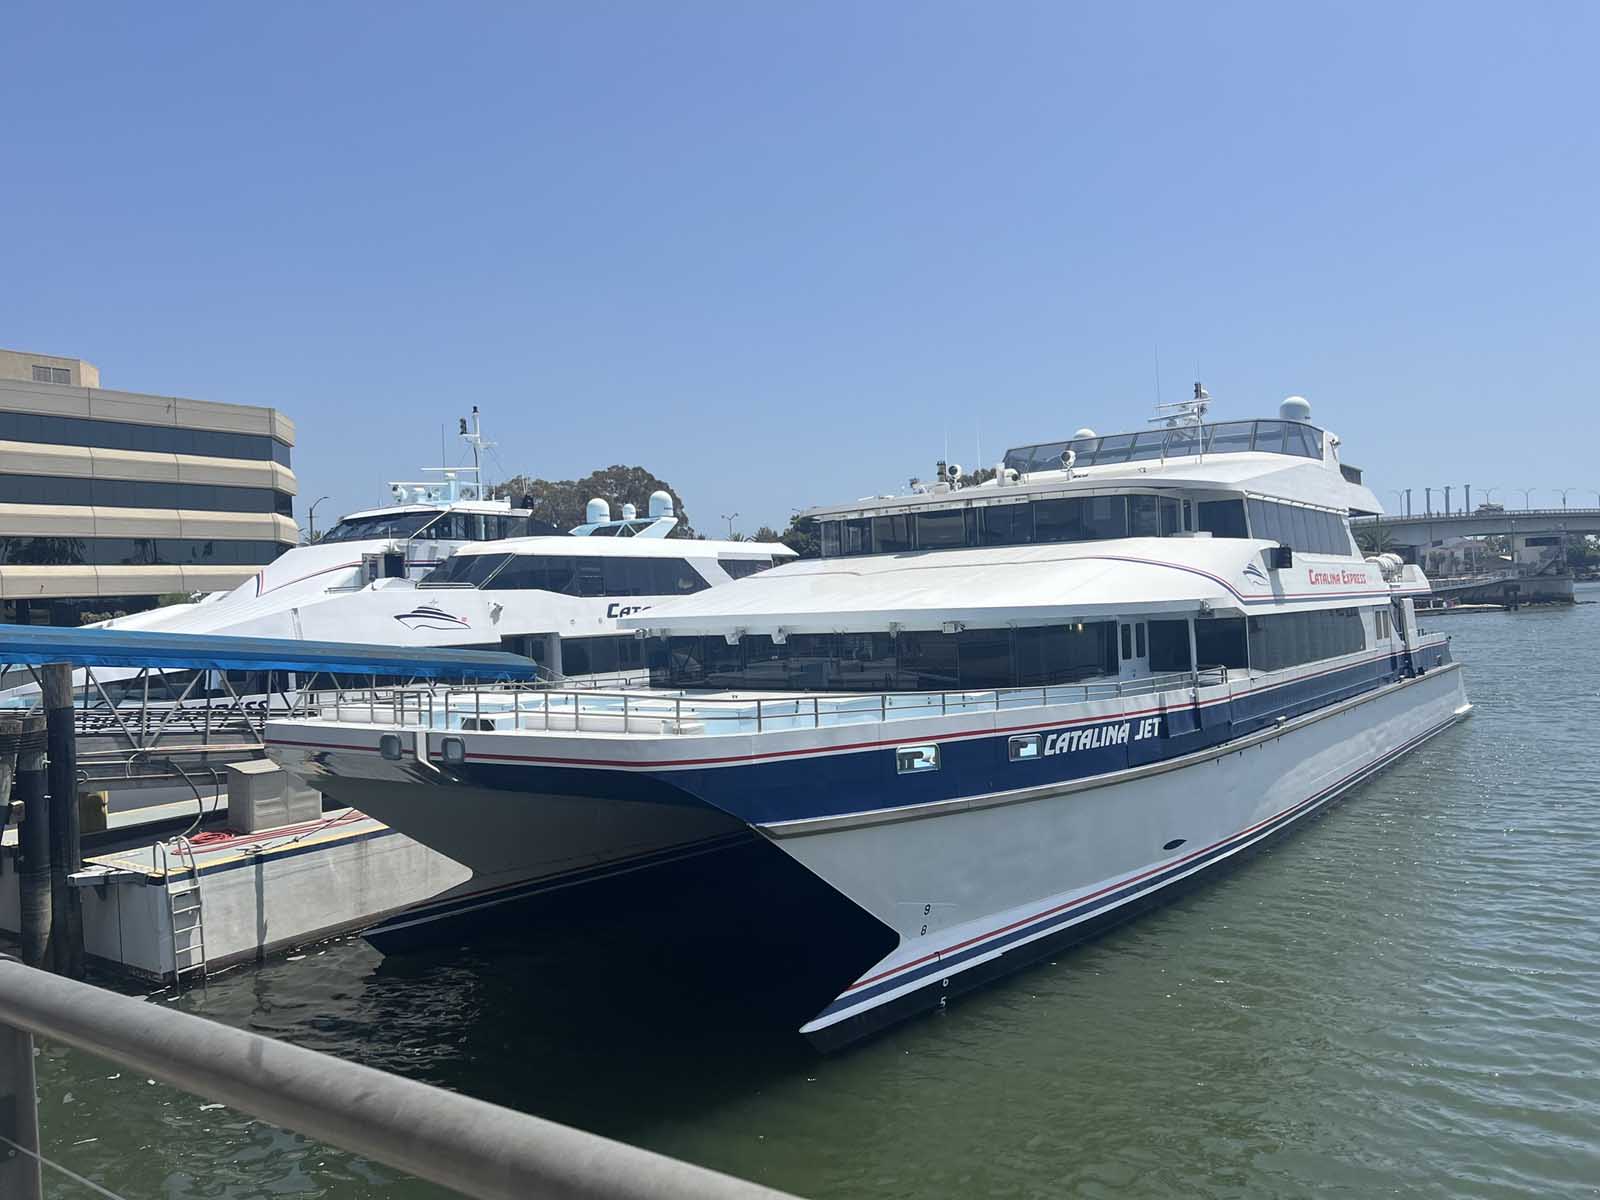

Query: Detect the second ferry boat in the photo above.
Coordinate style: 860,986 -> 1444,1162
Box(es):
268,391 -> 1471,1047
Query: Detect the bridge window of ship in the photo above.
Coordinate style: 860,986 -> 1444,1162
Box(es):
818,493 -> 1253,558
320,510 -> 445,542
1002,418 -> 1324,474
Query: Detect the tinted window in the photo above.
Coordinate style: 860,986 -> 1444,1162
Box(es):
655,558 -> 709,593
323,510 -> 443,543
1194,616 -> 1248,670
0,536 -> 285,567
1198,499 -> 1248,538
1129,494 -> 1162,538
0,474 -> 293,515
820,521 -> 842,557
1247,607 -> 1366,671
418,552 -> 511,587
872,514 -> 914,554
976,502 -> 1033,545
649,623 -> 1121,692
842,519 -> 871,556
1033,497 -> 1087,543
1147,619 -> 1192,672
484,554 -> 576,593
722,557 -> 774,579
0,410 -> 291,464
1082,496 -> 1128,539
915,508 -> 966,550
956,628 -> 1011,689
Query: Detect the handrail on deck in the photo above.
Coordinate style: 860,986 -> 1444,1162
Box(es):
0,956 -> 797,1200
286,667 -> 1233,736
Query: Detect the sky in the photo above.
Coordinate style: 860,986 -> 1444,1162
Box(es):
4,2 -> 1598,535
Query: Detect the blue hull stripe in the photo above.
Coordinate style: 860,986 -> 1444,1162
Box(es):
432,644 -> 1451,827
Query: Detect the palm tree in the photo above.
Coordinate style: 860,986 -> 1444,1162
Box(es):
1353,521 -> 1394,556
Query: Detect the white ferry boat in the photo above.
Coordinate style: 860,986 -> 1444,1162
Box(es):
96,408 -> 546,637
267,392 -> 1470,1047
3,410 -> 792,698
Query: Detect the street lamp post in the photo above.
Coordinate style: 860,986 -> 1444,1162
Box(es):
307,495 -> 331,543
1514,487 -> 1535,510
720,512 -> 740,539
1554,487 -> 1575,510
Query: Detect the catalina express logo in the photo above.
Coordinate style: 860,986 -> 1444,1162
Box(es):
1242,562 -> 1269,586
393,604 -> 472,631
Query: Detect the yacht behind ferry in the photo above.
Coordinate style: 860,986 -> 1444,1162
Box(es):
268,391 -> 1471,1047
197,491 -> 792,678
97,408 -> 542,637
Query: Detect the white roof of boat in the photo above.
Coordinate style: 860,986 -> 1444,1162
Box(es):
341,499 -> 524,521
621,539 -> 1397,636
448,535 -> 797,559
806,452 -> 1379,519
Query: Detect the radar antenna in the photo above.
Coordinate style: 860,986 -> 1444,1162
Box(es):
1149,380 -> 1210,428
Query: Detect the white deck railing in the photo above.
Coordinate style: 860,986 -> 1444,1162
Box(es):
296,667 -> 1231,738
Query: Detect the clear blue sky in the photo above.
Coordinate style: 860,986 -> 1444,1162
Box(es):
5,2 -> 1598,533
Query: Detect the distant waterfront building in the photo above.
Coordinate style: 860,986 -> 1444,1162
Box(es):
0,348 -> 297,626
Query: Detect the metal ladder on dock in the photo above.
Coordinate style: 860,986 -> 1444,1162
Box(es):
157,836 -> 208,988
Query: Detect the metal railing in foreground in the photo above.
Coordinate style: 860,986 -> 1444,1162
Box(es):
294,667 -> 1232,737
0,956 -> 798,1200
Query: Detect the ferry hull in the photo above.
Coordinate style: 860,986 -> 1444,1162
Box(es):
268,662 -> 1468,1048
785,664 -> 1470,1046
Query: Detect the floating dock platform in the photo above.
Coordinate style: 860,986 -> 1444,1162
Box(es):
0,624 -> 540,982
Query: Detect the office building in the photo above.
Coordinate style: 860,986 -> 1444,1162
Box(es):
0,348 -> 297,625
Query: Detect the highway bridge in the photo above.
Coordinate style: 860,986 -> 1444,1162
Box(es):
1351,506 -> 1600,547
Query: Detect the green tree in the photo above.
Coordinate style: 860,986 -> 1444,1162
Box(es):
775,514 -> 820,558
1354,521 -> 1394,555
492,465 -> 696,537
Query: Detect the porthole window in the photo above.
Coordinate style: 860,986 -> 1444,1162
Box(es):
1008,734 -> 1042,761
896,744 -> 941,774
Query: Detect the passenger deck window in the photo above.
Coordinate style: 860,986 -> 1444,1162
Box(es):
481,555 -> 707,595
650,622 -> 1119,692
1246,607 -> 1366,672
1198,500 -> 1248,539
872,514 -> 914,554
976,502 -> 1034,545
1195,616 -> 1249,671
914,508 -> 967,550
721,557 -> 774,580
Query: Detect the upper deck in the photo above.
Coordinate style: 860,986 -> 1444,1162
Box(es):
803,398 -> 1381,532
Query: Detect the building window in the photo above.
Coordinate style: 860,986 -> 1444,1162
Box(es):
31,365 -> 70,384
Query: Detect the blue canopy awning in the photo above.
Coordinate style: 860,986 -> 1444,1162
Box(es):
0,623 -> 543,682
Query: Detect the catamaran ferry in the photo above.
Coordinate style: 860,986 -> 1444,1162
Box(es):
267,392 -> 1470,1047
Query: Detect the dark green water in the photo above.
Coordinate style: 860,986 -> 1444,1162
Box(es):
33,591 -> 1600,1198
